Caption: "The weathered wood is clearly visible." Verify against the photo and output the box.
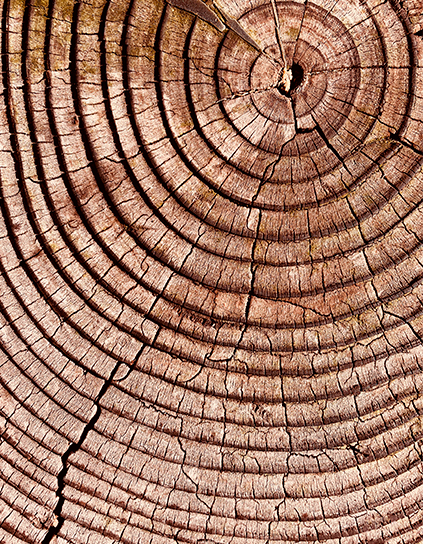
[1,0,423,542]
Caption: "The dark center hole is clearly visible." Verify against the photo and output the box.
[290,63,304,91]
[277,62,304,96]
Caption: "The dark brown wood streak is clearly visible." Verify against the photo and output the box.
[1,0,423,542]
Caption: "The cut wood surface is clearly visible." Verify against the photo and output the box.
[1,0,423,542]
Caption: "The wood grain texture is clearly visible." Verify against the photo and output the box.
[1,0,423,542]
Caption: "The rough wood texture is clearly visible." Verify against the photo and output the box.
[1,0,423,542]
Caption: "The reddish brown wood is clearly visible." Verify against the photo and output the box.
[1,0,423,542]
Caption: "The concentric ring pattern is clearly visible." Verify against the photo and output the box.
[1,0,423,542]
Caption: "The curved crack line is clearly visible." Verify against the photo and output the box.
[216,80,281,103]
[270,0,292,92]
[41,344,147,544]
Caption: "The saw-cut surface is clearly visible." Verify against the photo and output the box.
[1,0,423,542]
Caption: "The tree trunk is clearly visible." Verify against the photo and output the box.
[1,0,423,542]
